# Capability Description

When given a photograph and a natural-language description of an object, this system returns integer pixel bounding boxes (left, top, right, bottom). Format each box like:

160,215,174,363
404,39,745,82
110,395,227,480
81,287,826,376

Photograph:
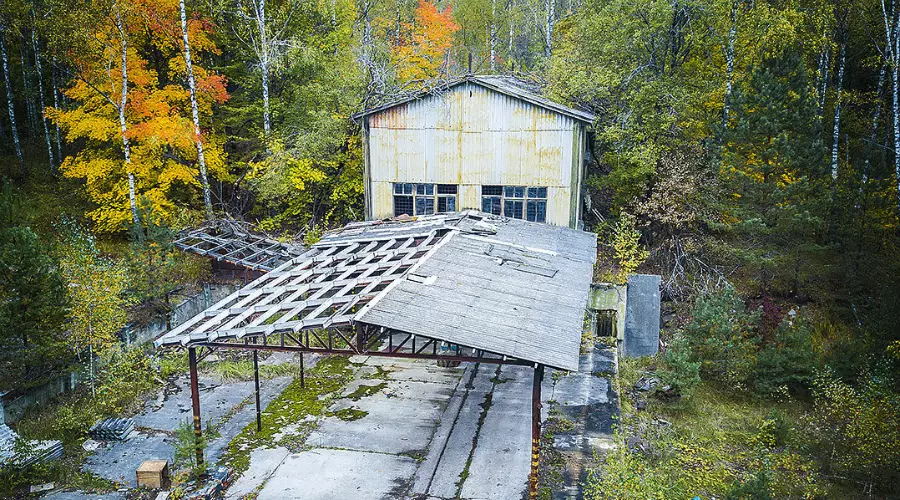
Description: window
393,183,458,216
481,185,547,222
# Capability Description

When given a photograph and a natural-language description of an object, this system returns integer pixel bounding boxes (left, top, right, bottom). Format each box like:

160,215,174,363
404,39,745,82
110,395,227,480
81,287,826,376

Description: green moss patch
218,355,356,476
342,382,387,401
327,408,369,421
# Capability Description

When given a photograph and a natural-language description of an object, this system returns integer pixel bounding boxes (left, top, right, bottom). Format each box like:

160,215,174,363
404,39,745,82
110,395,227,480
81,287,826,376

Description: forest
0,0,899,497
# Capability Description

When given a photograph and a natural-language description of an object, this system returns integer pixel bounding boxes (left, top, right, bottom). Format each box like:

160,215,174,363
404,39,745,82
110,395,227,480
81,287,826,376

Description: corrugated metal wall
365,82,585,227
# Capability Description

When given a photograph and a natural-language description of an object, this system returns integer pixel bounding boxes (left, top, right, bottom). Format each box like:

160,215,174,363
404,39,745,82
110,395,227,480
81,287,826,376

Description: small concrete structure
589,284,627,341
588,276,661,357
623,274,661,357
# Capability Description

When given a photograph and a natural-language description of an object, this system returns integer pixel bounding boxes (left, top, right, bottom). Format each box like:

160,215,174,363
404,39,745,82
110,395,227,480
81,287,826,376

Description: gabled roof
353,75,596,124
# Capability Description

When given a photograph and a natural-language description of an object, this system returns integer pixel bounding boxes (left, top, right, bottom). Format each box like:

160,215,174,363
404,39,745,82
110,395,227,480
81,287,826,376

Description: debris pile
89,417,135,441
0,424,63,468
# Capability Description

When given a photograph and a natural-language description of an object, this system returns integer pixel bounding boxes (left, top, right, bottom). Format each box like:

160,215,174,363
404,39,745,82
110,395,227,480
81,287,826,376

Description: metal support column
188,347,204,467
253,349,262,432
530,364,544,499
299,352,305,388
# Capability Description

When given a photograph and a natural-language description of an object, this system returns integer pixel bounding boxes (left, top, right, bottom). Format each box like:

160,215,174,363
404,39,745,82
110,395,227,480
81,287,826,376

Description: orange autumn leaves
393,0,460,82
50,0,229,232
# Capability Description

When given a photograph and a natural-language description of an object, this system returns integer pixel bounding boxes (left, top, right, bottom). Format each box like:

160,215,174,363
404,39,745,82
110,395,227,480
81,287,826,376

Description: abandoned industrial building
354,75,596,228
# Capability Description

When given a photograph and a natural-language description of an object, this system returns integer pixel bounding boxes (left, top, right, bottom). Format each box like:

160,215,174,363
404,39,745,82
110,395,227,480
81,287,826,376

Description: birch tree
51,58,62,161
31,10,56,173
830,24,846,180
179,0,214,220
882,0,900,212
0,23,25,177
721,0,739,134
232,0,297,152
114,7,139,225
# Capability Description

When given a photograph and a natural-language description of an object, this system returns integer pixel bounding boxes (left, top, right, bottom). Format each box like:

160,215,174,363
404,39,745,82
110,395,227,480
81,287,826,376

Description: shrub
660,334,700,397
683,289,760,388
754,316,817,395
803,369,900,495
173,418,206,478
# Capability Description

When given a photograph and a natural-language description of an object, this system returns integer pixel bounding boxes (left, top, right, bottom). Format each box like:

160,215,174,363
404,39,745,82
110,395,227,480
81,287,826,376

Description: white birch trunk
508,0,514,59
51,58,62,162
180,0,214,220
816,45,830,123
0,29,25,176
116,11,139,225
544,0,554,58
863,64,887,192
20,39,38,137
831,35,846,180
254,0,271,147
885,0,900,212
31,26,55,173
490,0,496,71
721,0,737,133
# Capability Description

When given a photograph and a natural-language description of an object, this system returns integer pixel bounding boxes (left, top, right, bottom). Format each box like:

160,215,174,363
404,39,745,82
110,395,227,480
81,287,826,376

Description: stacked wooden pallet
89,417,135,441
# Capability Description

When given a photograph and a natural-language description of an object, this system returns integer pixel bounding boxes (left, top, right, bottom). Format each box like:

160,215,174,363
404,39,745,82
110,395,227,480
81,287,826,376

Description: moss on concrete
218,355,356,476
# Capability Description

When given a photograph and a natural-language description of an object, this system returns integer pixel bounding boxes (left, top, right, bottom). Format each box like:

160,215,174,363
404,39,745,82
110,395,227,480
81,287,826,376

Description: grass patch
202,358,303,382
584,356,826,499
217,355,356,476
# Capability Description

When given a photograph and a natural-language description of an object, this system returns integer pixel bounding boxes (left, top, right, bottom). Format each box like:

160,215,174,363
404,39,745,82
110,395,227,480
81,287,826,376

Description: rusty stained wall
365,82,587,227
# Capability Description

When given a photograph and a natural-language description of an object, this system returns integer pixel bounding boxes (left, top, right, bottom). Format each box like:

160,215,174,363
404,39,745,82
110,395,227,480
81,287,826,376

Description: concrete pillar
623,274,661,357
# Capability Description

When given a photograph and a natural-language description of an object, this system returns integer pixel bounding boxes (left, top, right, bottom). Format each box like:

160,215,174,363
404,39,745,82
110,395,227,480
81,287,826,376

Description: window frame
481,185,548,222
393,183,458,217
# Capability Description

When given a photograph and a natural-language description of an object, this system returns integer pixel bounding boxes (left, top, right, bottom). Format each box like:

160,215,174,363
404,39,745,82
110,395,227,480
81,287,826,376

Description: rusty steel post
530,364,544,499
253,349,262,433
188,347,204,467
299,352,305,388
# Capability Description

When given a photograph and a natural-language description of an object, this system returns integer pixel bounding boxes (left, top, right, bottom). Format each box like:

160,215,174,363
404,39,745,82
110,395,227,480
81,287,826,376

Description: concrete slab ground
51,348,617,499
81,374,291,487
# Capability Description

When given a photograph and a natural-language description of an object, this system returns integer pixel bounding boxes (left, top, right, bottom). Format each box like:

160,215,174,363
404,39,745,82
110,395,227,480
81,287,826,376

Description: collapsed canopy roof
156,211,596,371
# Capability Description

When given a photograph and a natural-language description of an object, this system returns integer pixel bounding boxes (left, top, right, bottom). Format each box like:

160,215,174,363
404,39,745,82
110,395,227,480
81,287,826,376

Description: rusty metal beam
192,341,532,366
253,349,262,433
188,347,204,467
530,364,544,499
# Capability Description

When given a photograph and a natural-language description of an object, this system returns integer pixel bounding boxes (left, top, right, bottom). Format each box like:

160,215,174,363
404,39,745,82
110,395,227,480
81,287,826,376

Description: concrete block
623,274,661,357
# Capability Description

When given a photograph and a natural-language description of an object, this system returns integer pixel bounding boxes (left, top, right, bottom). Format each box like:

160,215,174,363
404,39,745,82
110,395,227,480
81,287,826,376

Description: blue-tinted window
504,200,524,219
504,186,525,198
481,185,548,222
526,200,546,222
482,196,501,215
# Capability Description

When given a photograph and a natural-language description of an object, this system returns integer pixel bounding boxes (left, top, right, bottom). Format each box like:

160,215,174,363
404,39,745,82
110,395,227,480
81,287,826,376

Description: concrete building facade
355,76,595,228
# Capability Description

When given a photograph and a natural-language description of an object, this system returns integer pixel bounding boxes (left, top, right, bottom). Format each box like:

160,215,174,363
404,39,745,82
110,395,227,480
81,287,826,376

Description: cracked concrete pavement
48,347,617,500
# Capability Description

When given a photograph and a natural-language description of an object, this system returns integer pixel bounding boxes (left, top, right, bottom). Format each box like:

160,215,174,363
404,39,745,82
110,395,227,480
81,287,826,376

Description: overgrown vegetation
587,291,900,498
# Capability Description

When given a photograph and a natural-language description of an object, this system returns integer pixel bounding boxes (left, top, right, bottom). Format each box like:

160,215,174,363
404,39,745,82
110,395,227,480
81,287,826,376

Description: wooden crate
136,459,170,489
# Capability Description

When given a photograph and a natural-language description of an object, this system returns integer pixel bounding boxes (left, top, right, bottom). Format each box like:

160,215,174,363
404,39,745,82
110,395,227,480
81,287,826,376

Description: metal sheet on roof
353,75,596,124
355,217,596,371
158,211,597,371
